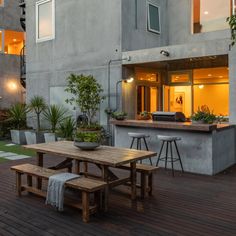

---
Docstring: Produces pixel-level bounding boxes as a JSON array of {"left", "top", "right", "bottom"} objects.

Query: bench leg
[
  {"left": 27, "top": 175, "right": 32, "bottom": 187},
  {"left": 94, "top": 190, "right": 102, "bottom": 211},
  {"left": 82, "top": 191, "right": 90, "bottom": 223},
  {"left": 141, "top": 173, "right": 146, "bottom": 199},
  {"left": 16, "top": 172, "right": 22, "bottom": 197},
  {"left": 36, "top": 152, "right": 43, "bottom": 189},
  {"left": 148, "top": 173, "right": 153, "bottom": 196}
]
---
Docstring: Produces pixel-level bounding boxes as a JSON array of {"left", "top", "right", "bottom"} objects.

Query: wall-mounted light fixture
[
  {"left": 8, "top": 81, "right": 17, "bottom": 91},
  {"left": 115, "top": 77, "right": 134, "bottom": 111},
  {"left": 160, "top": 50, "right": 170, "bottom": 57}
]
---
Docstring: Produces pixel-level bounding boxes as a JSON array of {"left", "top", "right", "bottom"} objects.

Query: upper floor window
[
  {"left": 0, "top": 29, "right": 25, "bottom": 55},
  {"left": 36, "top": 0, "right": 55, "bottom": 43},
  {"left": 0, "top": 0, "right": 4, "bottom": 7},
  {"left": 147, "top": 2, "right": 161, "bottom": 34},
  {"left": 193, "top": 0, "right": 231, "bottom": 33}
]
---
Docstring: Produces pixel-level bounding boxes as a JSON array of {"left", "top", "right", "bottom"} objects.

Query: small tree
[
  {"left": 29, "top": 96, "right": 47, "bottom": 131},
  {"left": 65, "top": 74, "right": 105, "bottom": 126}
]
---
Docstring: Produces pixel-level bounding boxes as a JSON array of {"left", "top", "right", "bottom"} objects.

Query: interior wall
[{"left": 193, "top": 84, "right": 229, "bottom": 116}]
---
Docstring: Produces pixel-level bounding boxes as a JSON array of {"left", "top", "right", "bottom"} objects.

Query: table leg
[
  {"left": 101, "top": 165, "right": 109, "bottom": 212},
  {"left": 36, "top": 152, "right": 43, "bottom": 189},
  {"left": 130, "top": 161, "right": 137, "bottom": 200},
  {"left": 75, "top": 160, "right": 81, "bottom": 174}
]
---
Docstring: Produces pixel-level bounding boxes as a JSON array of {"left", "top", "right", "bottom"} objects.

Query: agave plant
[
  {"left": 29, "top": 96, "right": 47, "bottom": 131},
  {"left": 8, "top": 103, "right": 29, "bottom": 130},
  {"left": 57, "top": 116, "right": 76, "bottom": 140},
  {"left": 43, "top": 105, "right": 68, "bottom": 133}
]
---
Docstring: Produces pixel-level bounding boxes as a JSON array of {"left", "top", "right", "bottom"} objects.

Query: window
[
  {"left": 147, "top": 2, "right": 161, "bottom": 34},
  {"left": 0, "top": 30, "right": 25, "bottom": 55},
  {"left": 0, "top": 30, "right": 3, "bottom": 52},
  {"left": 193, "top": 0, "right": 231, "bottom": 33},
  {"left": 169, "top": 71, "right": 192, "bottom": 84},
  {"left": 0, "top": 0, "right": 4, "bottom": 7},
  {"left": 36, "top": 0, "right": 55, "bottom": 43}
]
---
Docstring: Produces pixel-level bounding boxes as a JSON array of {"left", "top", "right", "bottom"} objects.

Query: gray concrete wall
[
  {"left": 0, "top": 54, "right": 23, "bottom": 109},
  {"left": 122, "top": 0, "right": 168, "bottom": 51},
  {"left": 26, "top": 0, "right": 123, "bottom": 128},
  {"left": 0, "top": 0, "right": 22, "bottom": 31},
  {"left": 0, "top": 0, "right": 24, "bottom": 109},
  {"left": 167, "top": 0, "right": 230, "bottom": 45}
]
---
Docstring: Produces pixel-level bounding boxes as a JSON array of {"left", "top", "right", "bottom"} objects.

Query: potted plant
[
  {"left": 111, "top": 111, "right": 127, "bottom": 120},
  {"left": 43, "top": 104, "right": 68, "bottom": 142},
  {"left": 137, "top": 111, "right": 151, "bottom": 120},
  {"left": 8, "top": 103, "right": 29, "bottom": 144},
  {"left": 191, "top": 105, "right": 217, "bottom": 124},
  {"left": 57, "top": 116, "right": 76, "bottom": 141},
  {"left": 25, "top": 96, "right": 47, "bottom": 144},
  {"left": 65, "top": 74, "right": 105, "bottom": 149}
]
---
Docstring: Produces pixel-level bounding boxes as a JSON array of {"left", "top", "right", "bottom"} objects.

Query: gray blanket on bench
[{"left": 46, "top": 173, "right": 80, "bottom": 211}]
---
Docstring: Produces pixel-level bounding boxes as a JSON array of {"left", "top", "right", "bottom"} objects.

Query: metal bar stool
[
  {"left": 156, "top": 135, "right": 184, "bottom": 176},
  {"left": 128, "top": 132, "right": 153, "bottom": 165}
]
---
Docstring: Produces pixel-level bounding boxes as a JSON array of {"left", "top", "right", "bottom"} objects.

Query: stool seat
[
  {"left": 128, "top": 133, "right": 150, "bottom": 138},
  {"left": 157, "top": 135, "right": 181, "bottom": 142},
  {"left": 128, "top": 133, "right": 152, "bottom": 165}
]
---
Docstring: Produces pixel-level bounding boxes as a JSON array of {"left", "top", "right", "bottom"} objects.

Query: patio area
[{"left": 1, "top": 155, "right": 236, "bottom": 236}]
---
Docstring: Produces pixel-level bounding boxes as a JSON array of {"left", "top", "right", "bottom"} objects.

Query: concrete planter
[
  {"left": 44, "top": 132, "right": 56, "bottom": 143},
  {"left": 25, "top": 131, "right": 45, "bottom": 145},
  {"left": 10, "top": 130, "right": 27, "bottom": 145}
]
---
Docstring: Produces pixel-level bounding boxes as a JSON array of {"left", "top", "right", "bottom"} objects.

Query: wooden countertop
[{"left": 110, "top": 120, "right": 234, "bottom": 132}]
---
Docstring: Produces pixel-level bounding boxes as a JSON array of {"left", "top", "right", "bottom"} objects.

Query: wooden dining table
[{"left": 24, "top": 141, "right": 157, "bottom": 208}]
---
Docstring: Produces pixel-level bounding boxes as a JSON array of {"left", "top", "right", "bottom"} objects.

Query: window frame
[
  {"left": 0, "top": 0, "right": 4, "bottom": 7},
  {"left": 147, "top": 1, "right": 161, "bottom": 34},
  {"left": 0, "top": 29, "right": 4, "bottom": 54},
  {"left": 36, "top": 0, "right": 55, "bottom": 43}
]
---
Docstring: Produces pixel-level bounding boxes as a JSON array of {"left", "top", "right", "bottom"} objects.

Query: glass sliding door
[{"left": 137, "top": 85, "right": 159, "bottom": 114}]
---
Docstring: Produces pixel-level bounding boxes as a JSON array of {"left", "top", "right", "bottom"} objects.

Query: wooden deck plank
[{"left": 1, "top": 156, "right": 236, "bottom": 236}]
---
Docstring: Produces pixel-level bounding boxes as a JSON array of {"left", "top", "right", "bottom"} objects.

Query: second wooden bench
[{"left": 11, "top": 164, "right": 107, "bottom": 223}]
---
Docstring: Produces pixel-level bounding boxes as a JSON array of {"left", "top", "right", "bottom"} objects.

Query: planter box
[
  {"left": 10, "top": 130, "right": 27, "bottom": 145},
  {"left": 25, "top": 131, "right": 45, "bottom": 145},
  {"left": 44, "top": 133, "right": 56, "bottom": 143}
]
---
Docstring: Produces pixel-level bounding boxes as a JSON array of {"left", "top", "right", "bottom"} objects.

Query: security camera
[{"left": 160, "top": 50, "right": 170, "bottom": 57}]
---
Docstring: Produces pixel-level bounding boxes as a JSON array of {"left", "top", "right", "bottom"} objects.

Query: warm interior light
[
  {"left": 198, "top": 85, "right": 204, "bottom": 89},
  {"left": 204, "top": 11, "right": 209, "bottom": 15},
  {"left": 126, "top": 77, "right": 134, "bottom": 83},
  {"left": 208, "top": 74, "right": 212, "bottom": 77},
  {"left": 13, "top": 39, "right": 17, "bottom": 42}
]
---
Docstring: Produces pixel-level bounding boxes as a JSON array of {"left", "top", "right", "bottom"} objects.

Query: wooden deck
[{"left": 1, "top": 155, "right": 236, "bottom": 236}]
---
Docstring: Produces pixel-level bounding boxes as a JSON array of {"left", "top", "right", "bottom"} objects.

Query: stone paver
[
  {"left": 0, "top": 152, "right": 17, "bottom": 158},
  {"left": 4, "top": 155, "right": 30, "bottom": 160}
]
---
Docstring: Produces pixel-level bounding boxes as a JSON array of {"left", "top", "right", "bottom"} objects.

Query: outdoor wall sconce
[
  {"left": 160, "top": 50, "right": 170, "bottom": 57},
  {"left": 115, "top": 77, "right": 134, "bottom": 111}
]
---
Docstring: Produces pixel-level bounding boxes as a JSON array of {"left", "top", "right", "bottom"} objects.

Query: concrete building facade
[
  {"left": 0, "top": 0, "right": 25, "bottom": 109},
  {"left": 25, "top": 0, "right": 235, "bottom": 127}
]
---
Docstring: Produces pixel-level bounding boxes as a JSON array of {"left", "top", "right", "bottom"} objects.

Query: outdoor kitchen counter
[
  {"left": 111, "top": 120, "right": 236, "bottom": 175},
  {"left": 110, "top": 120, "right": 233, "bottom": 132}
]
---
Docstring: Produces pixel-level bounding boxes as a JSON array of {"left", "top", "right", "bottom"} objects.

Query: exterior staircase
[{"left": 19, "top": 0, "right": 26, "bottom": 88}]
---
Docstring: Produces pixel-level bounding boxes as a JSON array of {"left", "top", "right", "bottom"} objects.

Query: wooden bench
[
  {"left": 11, "top": 164, "right": 107, "bottom": 223},
  {"left": 117, "top": 163, "right": 158, "bottom": 198}
]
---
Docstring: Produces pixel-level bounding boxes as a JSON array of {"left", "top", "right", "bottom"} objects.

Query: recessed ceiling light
[
  {"left": 208, "top": 74, "right": 212, "bottom": 77},
  {"left": 204, "top": 11, "right": 209, "bottom": 15},
  {"left": 219, "top": 76, "right": 223, "bottom": 78},
  {"left": 13, "top": 39, "right": 17, "bottom": 42},
  {"left": 199, "top": 85, "right": 204, "bottom": 89},
  {"left": 176, "top": 76, "right": 180, "bottom": 79}
]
